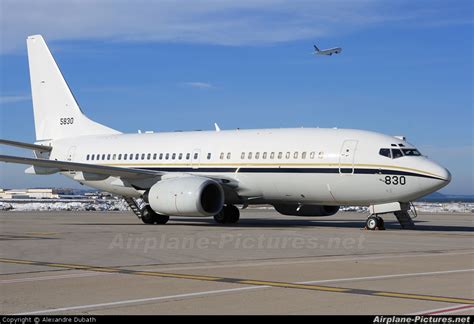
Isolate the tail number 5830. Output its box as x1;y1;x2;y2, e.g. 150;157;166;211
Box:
59;117;74;125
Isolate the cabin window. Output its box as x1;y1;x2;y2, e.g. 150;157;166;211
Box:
194;152;198;159
226;152;231;159
123;154;128;160
135;153;139;160
248;152;252;159
111;154;115;160
262;152;267;159
107;154;110;160
220;152;225;160
241;152;245;159
172;153;176;160
165;153;169;160
310;151;315;159
146;153;150;160
91;154;95;161
159;153;163;160
293;152;298;159
302;152;307;159
270;152;275;159
86;154;90;161
101;154;105;160
207;153;212;160
118;154;122;160
153;153;157;160
392;149;403;159
255;152;260;159
186;153;190;160
178;153;183;160
285;152;290;159
278;152;282;159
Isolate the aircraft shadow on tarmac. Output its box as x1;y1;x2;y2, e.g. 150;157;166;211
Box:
69;217;473;232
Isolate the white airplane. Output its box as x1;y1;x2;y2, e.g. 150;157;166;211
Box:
313;44;342;56
0;35;451;230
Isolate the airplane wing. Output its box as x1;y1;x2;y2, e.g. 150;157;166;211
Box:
0;154;161;179
0;139;52;152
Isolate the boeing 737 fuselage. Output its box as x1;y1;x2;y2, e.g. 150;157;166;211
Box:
0;35;451;230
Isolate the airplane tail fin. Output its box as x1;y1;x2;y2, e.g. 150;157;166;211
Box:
313;45;320;52
26;35;120;142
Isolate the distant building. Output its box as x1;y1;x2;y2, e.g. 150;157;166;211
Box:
0;188;60;199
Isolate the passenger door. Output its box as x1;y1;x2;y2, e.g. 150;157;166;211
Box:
339;140;358;174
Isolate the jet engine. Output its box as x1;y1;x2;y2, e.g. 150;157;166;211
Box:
144;176;224;216
273;204;340;217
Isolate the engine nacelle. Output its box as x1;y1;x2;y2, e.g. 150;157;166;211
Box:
273;204;340;217
145;177;224;216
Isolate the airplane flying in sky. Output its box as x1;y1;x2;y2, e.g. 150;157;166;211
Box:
313;44;342;56
0;35;451;230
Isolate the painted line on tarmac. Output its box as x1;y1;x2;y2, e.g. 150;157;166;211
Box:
2;251;472;284
15;286;261;315
1;257;473;306
0;271;106;283
147;250;474;272
2;268;472;289
410;304;474;315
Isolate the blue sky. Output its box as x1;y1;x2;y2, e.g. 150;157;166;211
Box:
0;0;472;194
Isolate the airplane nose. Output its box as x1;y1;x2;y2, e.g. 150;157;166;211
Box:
422;160;451;191
431;163;451;188
441;168;452;183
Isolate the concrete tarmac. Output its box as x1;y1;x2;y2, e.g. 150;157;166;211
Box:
0;209;472;315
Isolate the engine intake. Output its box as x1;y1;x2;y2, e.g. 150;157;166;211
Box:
145;177;224;216
273;204;340;217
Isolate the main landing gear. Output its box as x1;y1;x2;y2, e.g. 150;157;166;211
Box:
214;205;240;224
140;205;169;225
123;197;169;225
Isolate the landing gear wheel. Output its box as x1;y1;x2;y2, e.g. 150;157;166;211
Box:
213;205;240;224
141;206;169;225
366;215;385;230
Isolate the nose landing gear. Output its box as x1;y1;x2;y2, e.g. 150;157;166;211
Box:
365;215;385;230
366;202;416;230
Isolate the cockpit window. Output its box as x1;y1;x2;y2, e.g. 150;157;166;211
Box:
392;149;403;159
402;148;421;156
379;148;391;158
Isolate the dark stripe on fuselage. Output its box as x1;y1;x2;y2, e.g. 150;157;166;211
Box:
137;167;443;180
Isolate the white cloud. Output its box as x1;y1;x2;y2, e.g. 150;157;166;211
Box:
0;95;31;104
182;82;214;89
0;0;422;53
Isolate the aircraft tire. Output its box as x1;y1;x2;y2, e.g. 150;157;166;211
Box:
366;216;379;230
141;205;169;225
214;205;240;224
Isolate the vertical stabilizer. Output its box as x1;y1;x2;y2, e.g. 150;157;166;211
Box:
27;35;120;141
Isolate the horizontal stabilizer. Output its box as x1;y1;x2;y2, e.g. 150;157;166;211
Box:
0;139;52;152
